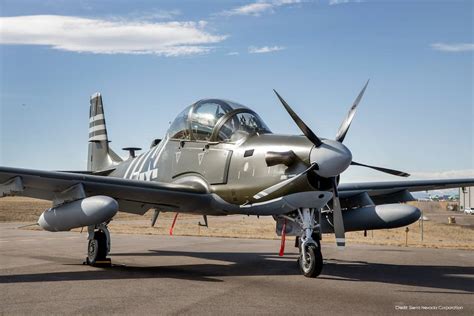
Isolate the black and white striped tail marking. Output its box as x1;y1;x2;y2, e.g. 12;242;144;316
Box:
89;93;108;142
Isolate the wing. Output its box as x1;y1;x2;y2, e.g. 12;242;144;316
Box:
0;166;215;215
338;178;474;206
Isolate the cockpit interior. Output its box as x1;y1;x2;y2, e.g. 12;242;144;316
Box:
167;99;271;143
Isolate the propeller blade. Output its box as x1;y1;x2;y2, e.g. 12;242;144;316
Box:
335;80;369;143
351;161;410;177
331;178;345;248
273;90;323;147
253;163;318;200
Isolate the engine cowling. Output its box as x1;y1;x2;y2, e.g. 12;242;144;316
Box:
38;196;118;232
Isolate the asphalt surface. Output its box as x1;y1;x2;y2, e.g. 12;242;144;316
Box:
0;223;472;315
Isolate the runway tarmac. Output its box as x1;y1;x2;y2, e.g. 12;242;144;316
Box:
1;223;472;315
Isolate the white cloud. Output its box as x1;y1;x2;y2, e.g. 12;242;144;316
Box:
431;43;474;53
0;15;227;56
226;2;273;16
119;9;182;21
410;169;474;180
219;0;301;17
329;0;363;5
248;45;286;53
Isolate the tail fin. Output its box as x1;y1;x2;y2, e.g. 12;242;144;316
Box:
87;93;123;172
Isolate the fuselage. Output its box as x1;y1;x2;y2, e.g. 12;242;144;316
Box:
107;98;331;205
107;98;355;205
110;133;317;205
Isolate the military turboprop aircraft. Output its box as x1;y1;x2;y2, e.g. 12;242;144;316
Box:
1;82;473;277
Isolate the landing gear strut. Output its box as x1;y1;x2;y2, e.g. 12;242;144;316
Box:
295;208;323;278
85;223;111;266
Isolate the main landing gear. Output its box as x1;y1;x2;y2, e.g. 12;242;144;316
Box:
295;208;323;278
85;223;111;267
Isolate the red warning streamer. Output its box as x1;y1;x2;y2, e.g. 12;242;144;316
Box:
279;219;287;257
169;212;179;236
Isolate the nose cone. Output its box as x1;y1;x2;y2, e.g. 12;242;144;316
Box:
375;204;421;228
38;211;54;231
310;139;352;178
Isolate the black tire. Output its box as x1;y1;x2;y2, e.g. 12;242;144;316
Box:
298;244;323;278
87;230;107;266
312;232;321;244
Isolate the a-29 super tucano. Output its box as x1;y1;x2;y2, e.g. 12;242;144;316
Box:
1;82;473;277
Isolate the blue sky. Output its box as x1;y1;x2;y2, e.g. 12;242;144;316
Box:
1;0;473;185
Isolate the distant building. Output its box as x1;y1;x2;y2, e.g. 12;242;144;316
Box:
459;187;473;211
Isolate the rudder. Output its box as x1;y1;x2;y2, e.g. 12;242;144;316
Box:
87;93;122;172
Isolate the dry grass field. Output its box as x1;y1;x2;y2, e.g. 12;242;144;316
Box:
0;197;472;249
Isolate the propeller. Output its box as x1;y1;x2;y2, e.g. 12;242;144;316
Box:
260;81;410;247
272;81;409;179
335;80;369;143
273;90;323;147
351;161;410;177
331;177;345;248
253;163;318;200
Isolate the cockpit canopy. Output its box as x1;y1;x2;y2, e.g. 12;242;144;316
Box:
167;99;271;142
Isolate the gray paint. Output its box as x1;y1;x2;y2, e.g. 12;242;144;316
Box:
322;203;421;233
38;196;118;231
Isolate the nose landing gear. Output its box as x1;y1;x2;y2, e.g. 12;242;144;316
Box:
298;243;323;277
296;208;323;278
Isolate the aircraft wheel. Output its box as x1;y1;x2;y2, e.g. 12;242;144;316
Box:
87;230;107;266
295;237;320;251
298;244;323;278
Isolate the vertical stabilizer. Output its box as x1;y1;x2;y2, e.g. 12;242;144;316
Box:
87;93;123;172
